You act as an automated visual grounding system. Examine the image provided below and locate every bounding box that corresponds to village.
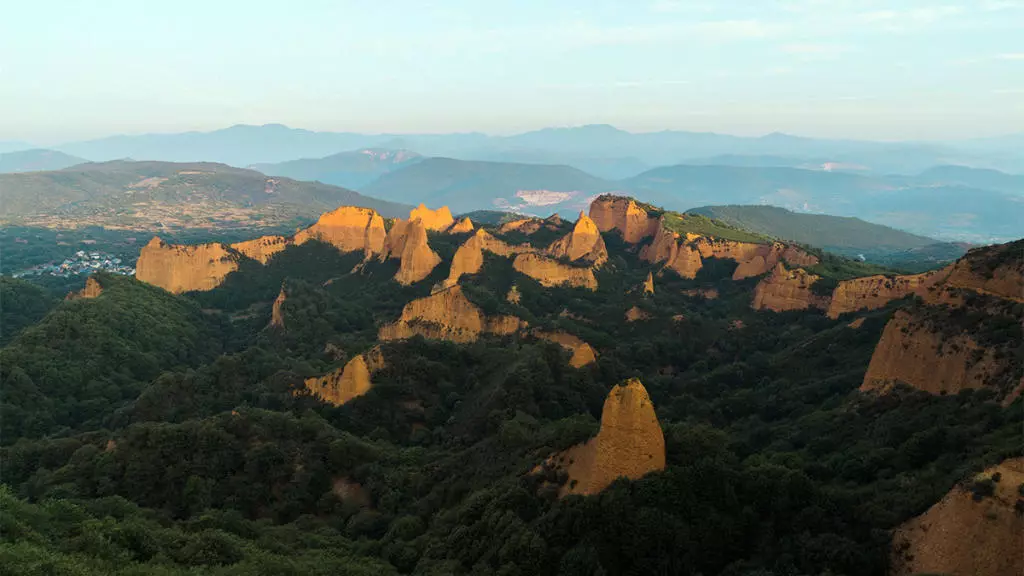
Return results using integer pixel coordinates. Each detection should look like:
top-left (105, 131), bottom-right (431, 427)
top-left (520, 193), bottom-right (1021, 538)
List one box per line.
top-left (11, 250), bottom-right (135, 279)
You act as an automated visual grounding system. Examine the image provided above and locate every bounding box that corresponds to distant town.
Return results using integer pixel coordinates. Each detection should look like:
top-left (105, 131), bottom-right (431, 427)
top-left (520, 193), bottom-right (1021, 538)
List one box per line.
top-left (11, 250), bottom-right (135, 279)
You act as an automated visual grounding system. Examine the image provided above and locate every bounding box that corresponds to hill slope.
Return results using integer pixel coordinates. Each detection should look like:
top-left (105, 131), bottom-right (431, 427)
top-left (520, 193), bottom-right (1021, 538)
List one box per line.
top-left (362, 157), bottom-right (618, 214)
top-left (689, 205), bottom-right (969, 269)
top-left (251, 148), bottom-right (423, 189)
top-left (0, 160), bottom-right (411, 229)
top-left (0, 149), bottom-right (87, 173)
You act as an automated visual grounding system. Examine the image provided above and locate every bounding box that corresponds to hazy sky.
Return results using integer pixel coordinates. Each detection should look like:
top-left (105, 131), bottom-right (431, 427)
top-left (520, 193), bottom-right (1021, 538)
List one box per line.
top-left (2, 0), bottom-right (1023, 143)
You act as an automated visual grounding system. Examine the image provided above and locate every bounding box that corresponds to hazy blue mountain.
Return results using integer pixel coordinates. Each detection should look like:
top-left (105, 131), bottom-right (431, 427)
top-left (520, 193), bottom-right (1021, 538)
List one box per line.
top-left (362, 157), bottom-right (618, 215)
top-left (251, 148), bottom-right (423, 189)
top-left (912, 165), bottom-right (1024, 195)
top-left (0, 141), bottom-right (34, 154)
top-left (688, 204), bottom-right (968, 270)
top-left (0, 149), bottom-right (87, 173)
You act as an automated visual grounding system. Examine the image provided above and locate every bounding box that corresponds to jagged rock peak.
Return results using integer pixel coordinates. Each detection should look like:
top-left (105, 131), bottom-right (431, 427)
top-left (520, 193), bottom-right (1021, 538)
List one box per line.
top-left (543, 378), bottom-right (665, 497)
top-left (379, 285), bottom-right (526, 343)
top-left (751, 263), bottom-right (827, 312)
top-left (445, 228), bottom-right (535, 288)
top-left (293, 205), bottom-right (386, 257)
top-left (534, 330), bottom-right (597, 368)
top-left (546, 211), bottom-right (608, 266)
top-left (643, 271), bottom-right (655, 295)
top-left (231, 235), bottom-right (290, 264)
top-left (270, 284), bottom-right (286, 328)
top-left (447, 217), bottom-right (474, 234)
top-left (409, 203), bottom-right (455, 231)
top-left (135, 236), bottom-right (240, 294)
top-left (394, 218), bottom-right (442, 285)
top-left (67, 276), bottom-right (104, 300)
top-left (588, 195), bottom-right (659, 244)
top-left (513, 253), bottom-right (598, 290)
top-left (300, 347), bottom-right (385, 407)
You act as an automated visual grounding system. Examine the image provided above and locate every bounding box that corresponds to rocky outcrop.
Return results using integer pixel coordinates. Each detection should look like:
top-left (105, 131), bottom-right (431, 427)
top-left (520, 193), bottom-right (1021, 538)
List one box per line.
top-left (695, 238), bottom-right (819, 280)
top-left (542, 378), bottom-right (665, 497)
top-left (535, 331), bottom-right (597, 368)
top-left (682, 287), bottom-right (719, 299)
top-left (379, 285), bottom-right (526, 343)
top-left (639, 224), bottom-right (704, 278)
top-left (751, 263), bottom-right (828, 312)
top-left (861, 310), bottom-right (1005, 398)
top-left (67, 276), bottom-right (103, 300)
top-left (135, 237), bottom-right (240, 294)
top-left (942, 240), bottom-right (1024, 301)
top-left (546, 212), bottom-right (608, 266)
top-left (625, 306), bottom-right (651, 322)
top-left (643, 272), bottom-right (655, 295)
top-left (447, 217), bottom-right (474, 234)
top-left (231, 235), bottom-right (290, 264)
top-left (589, 195), bottom-right (659, 243)
top-left (301, 347), bottom-right (386, 407)
top-left (409, 203), bottom-right (455, 231)
top-left (827, 268), bottom-right (949, 319)
top-left (513, 253), bottom-right (598, 290)
top-left (506, 285), bottom-right (521, 304)
top-left (270, 285), bottom-right (286, 328)
top-left (445, 229), bottom-right (535, 287)
top-left (294, 206), bottom-right (386, 257)
top-left (891, 458), bottom-right (1024, 576)
top-left (498, 218), bottom-right (543, 235)
top-left (393, 219), bottom-right (442, 285)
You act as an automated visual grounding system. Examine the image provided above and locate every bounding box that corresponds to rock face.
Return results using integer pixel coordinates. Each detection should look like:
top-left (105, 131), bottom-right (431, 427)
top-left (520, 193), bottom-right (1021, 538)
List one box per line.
top-left (445, 229), bottom-right (534, 287)
top-left (535, 331), bottom-right (597, 368)
top-left (942, 241), bottom-right (1024, 301)
top-left (752, 263), bottom-right (827, 312)
top-left (393, 219), bottom-right (442, 285)
top-left (589, 195), bottom-right (659, 243)
top-left (301, 347), bottom-right (386, 407)
top-left (136, 237), bottom-right (240, 294)
top-left (694, 238), bottom-right (819, 280)
top-left (506, 285), bottom-right (521, 304)
top-left (827, 268), bottom-right (949, 319)
top-left (67, 276), bottom-right (103, 300)
top-left (625, 306), bottom-right (651, 322)
top-left (891, 458), bottom-right (1024, 576)
top-left (447, 217), bottom-right (474, 234)
top-left (546, 212), bottom-right (608, 266)
top-left (861, 310), bottom-right (1001, 397)
top-left (498, 218), bottom-right (543, 235)
top-left (379, 285), bottom-right (526, 343)
top-left (643, 272), bottom-right (655, 295)
top-left (231, 235), bottom-right (290, 264)
top-left (513, 253), bottom-right (598, 290)
top-left (270, 285), bottom-right (286, 328)
top-left (293, 206), bottom-right (386, 257)
top-left (547, 378), bottom-right (665, 497)
top-left (408, 203), bottom-right (455, 231)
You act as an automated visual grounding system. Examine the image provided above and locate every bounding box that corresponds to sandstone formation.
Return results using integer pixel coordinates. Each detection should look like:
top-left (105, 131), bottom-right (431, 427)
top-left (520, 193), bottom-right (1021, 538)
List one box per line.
top-left (639, 224), bottom-right (704, 278)
top-left (301, 347), bottom-right (385, 407)
top-left (498, 218), bottom-right (543, 235)
top-left (135, 237), bottom-right (240, 294)
top-left (546, 212), bottom-right (608, 266)
top-left (942, 241), bottom-right (1024, 301)
top-left (445, 229), bottom-right (535, 287)
top-left (67, 276), bottom-right (103, 300)
top-left (682, 287), bottom-right (719, 299)
top-left (543, 378), bottom-right (665, 497)
top-left (861, 310), bottom-right (1003, 398)
top-left (512, 253), bottom-right (598, 290)
top-left (751, 263), bottom-right (827, 312)
top-left (643, 272), bottom-right (655, 295)
top-left (535, 330), bottom-right (597, 368)
top-left (231, 235), bottom-right (290, 264)
top-left (293, 206), bottom-right (386, 257)
top-left (827, 268), bottom-right (949, 319)
top-left (589, 195), bottom-right (659, 243)
top-left (270, 285), bottom-right (286, 328)
top-left (694, 238), bottom-right (819, 280)
top-left (408, 203), bottom-right (455, 231)
top-left (891, 458), bottom-right (1024, 576)
top-left (393, 219), bottom-right (442, 285)
top-left (506, 285), bottom-right (521, 304)
top-left (625, 306), bottom-right (651, 322)
top-left (379, 285), bottom-right (526, 344)
top-left (447, 217), bottom-right (474, 234)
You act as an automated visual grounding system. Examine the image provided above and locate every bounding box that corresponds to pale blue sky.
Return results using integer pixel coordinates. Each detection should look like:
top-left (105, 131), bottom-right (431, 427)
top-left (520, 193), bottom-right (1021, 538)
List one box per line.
top-left (2, 0), bottom-right (1022, 143)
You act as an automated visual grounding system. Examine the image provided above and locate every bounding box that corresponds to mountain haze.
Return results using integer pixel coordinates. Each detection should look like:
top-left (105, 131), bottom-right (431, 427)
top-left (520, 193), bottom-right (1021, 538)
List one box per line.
top-left (251, 148), bottom-right (422, 189)
top-left (0, 149), bottom-right (87, 173)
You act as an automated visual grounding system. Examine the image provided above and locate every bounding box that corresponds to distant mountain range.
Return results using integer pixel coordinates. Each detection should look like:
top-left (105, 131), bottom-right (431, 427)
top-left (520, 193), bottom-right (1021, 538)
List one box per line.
top-left (0, 149), bottom-right (86, 173)
top-left (0, 160), bottom-right (409, 230)
top-left (251, 148), bottom-right (423, 190)
top-left (13, 123), bottom-right (1022, 176)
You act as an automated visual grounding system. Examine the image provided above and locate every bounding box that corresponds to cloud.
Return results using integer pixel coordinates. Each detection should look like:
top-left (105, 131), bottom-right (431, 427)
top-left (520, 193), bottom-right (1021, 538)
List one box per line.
top-left (852, 6), bottom-right (964, 30)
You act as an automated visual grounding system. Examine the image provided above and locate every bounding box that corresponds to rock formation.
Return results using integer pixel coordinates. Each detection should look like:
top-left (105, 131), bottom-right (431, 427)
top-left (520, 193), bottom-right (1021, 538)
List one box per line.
top-left (379, 285), bottom-right (526, 343)
top-left (231, 235), bottom-right (290, 264)
top-left (589, 195), bottom-right (659, 243)
top-left (67, 276), bottom-right (103, 300)
top-left (891, 458), bottom-right (1024, 576)
top-left (393, 219), bottom-right (442, 285)
top-left (625, 306), bottom-right (651, 322)
top-left (270, 285), bottom-right (286, 328)
top-left (643, 272), bottom-right (655, 295)
top-left (639, 224), bottom-right (704, 278)
top-left (445, 229), bottom-right (535, 287)
top-left (512, 253), bottom-right (598, 290)
top-left (751, 263), bottom-right (828, 312)
top-left (827, 268), bottom-right (949, 319)
top-left (861, 310), bottom-right (1005, 398)
top-left (293, 206), bottom-right (386, 257)
top-left (942, 240), bottom-right (1024, 301)
top-left (447, 217), bottom-right (474, 234)
top-left (498, 218), bottom-right (543, 235)
top-left (135, 237), bottom-right (240, 294)
top-left (408, 203), bottom-right (455, 231)
top-left (506, 285), bottom-right (521, 304)
top-left (301, 347), bottom-right (386, 407)
top-left (546, 212), bottom-right (608, 266)
top-left (682, 287), bottom-right (719, 299)
top-left (542, 378), bottom-right (665, 497)
top-left (694, 238), bottom-right (819, 280)
top-left (535, 331), bottom-right (597, 368)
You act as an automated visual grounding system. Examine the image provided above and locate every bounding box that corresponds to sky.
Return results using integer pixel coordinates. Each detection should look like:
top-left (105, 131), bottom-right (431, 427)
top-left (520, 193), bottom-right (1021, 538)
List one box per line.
top-left (2, 0), bottom-right (1023, 144)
